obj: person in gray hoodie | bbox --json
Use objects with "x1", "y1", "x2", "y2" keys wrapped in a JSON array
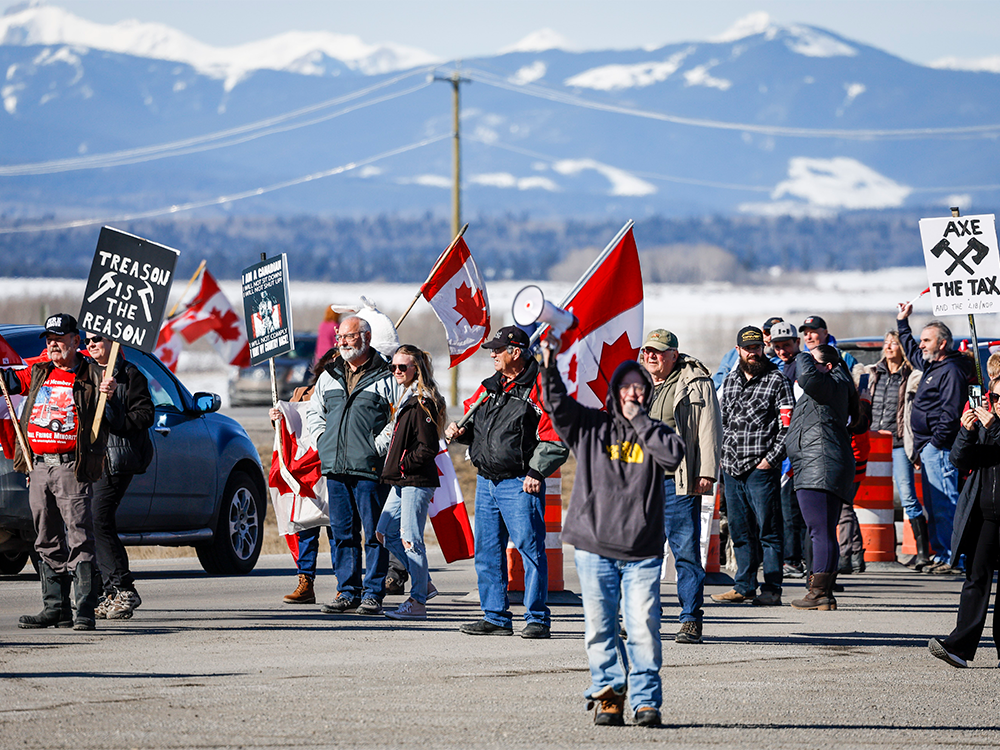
[{"x1": 541, "y1": 347, "x2": 684, "y2": 729}]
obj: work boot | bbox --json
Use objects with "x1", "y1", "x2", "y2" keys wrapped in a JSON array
[
  {"x1": 18, "y1": 561, "x2": 74, "y2": 629},
  {"x1": 587, "y1": 685, "x2": 626, "y2": 726},
  {"x1": 72, "y1": 561, "x2": 99, "y2": 631},
  {"x1": 283, "y1": 574, "x2": 316, "y2": 604},
  {"x1": 851, "y1": 550, "x2": 866, "y2": 574},
  {"x1": 909, "y1": 516, "x2": 932, "y2": 571},
  {"x1": 791, "y1": 572, "x2": 837, "y2": 610}
]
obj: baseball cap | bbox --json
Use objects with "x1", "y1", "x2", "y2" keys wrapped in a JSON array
[
  {"x1": 801, "y1": 315, "x2": 827, "y2": 330},
  {"x1": 769, "y1": 322, "x2": 798, "y2": 342},
  {"x1": 39, "y1": 313, "x2": 79, "y2": 338},
  {"x1": 762, "y1": 316, "x2": 784, "y2": 332},
  {"x1": 481, "y1": 325, "x2": 531, "y2": 350},
  {"x1": 642, "y1": 329, "x2": 678, "y2": 351},
  {"x1": 736, "y1": 326, "x2": 764, "y2": 348}
]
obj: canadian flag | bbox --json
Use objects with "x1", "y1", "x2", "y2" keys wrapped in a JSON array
[
  {"x1": 268, "y1": 400, "x2": 328, "y2": 543},
  {"x1": 0, "y1": 333, "x2": 25, "y2": 459},
  {"x1": 420, "y1": 238, "x2": 490, "y2": 367},
  {"x1": 553, "y1": 227, "x2": 643, "y2": 409},
  {"x1": 154, "y1": 268, "x2": 251, "y2": 371},
  {"x1": 428, "y1": 440, "x2": 475, "y2": 563}
]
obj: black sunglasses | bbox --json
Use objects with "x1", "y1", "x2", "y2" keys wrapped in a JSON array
[
  {"x1": 389, "y1": 363, "x2": 413, "y2": 373},
  {"x1": 84, "y1": 336, "x2": 105, "y2": 345}
]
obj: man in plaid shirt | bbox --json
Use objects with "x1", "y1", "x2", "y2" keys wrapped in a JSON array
[{"x1": 713, "y1": 326, "x2": 794, "y2": 606}]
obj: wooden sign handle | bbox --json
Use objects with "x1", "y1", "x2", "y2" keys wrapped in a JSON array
[{"x1": 90, "y1": 340, "x2": 120, "y2": 443}]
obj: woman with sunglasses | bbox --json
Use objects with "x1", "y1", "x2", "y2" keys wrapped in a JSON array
[
  {"x1": 929, "y1": 381, "x2": 1000, "y2": 668},
  {"x1": 376, "y1": 345, "x2": 446, "y2": 620}
]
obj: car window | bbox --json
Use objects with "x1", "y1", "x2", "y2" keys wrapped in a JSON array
[{"x1": 128, "y1": 352, "x2": 185, "y2": 411}]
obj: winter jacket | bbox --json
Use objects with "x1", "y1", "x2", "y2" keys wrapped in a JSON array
[
  {"x1": 3, "y1": 357, "x2": 118, "y2": 483},
  {"x1": 898, "y1": 317, "x2": 972, "y2": 454},
  {"x1": 453, "y1": 357, "x2": 568, "y2": 483},
  {"x1": 647, "y1": 354, "x2": 721, "y2": 495},
  {"x1": 104, "y1": 357, "x2": 155, "y2": 476},
  {"x1": 867, "y1": 358, "x2": 917, "y2": 448},
  {"x1": 381, "y1": 390, "x2": 441, "y2": 488},
  {"x1": 785, "y1": 352, "x2": 856, "y2": 501},
  {"x1": 542, "y1": 359, "x2": 685, "y2": 561},
  {"x1": 306, "y1": 352, "x2": 397, "y2": 479},
  {"x1": 949, "y1": 420, "x2": 1000, "y2": 566}
]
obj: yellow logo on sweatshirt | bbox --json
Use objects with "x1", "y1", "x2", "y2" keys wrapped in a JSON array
[{"x1": 606, "y1": 440, "x2": 644, "y2": 464}]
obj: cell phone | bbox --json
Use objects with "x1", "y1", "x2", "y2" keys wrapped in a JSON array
[{"x1": 969, "y1": 385, "x2": 983, "y2": 410}]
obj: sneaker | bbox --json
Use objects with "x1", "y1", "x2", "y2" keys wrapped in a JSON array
[
  {"x1": 675, "y1": 621, "x2": 703, "y2": 644},
  {"x1": 634, "y1": 707, "x2": 661, "y2": 727},
  {"x1": 426, "y1": 582, "x2": 439, "y2": 600},
  {"x1": 752, "y1": 590, "x2": 782, "y2": 607},
  {"x1": 521, "y1": 622, "x2": 550, "y2": 639},
  {"x1": 459, "y1": 618, "x2": 513, "y2": 636},
  {"x1": 106, "y1": 589, "x2": 142, "y2": 620},
  {"x1": 386, "y1": 597, "x2": 426, "y2": 621},
  {"x1": 355, "y1": 598, "x2": 383, "y2": 616},
  {"x1": 931, "y1": 564, "x2": 963, "y2": 575},
  {"x1": 711, "y1": 589, "x2": 750, "y2": 603},
  {"x1": 782, "y1": 562, "x2": 805, "y2": 579},
  {"x1": 320, "y1": 596, "x2": 360, "y2": 614},
  {"x1": 586, "y1": 686, "x2": 626, "y2": 726},
  {"x1": 928, "y1": 637, "x2": 967, "y2": 668},
  {"x1": 94, "y1": 592, "x2": 115, "y2": 620}
]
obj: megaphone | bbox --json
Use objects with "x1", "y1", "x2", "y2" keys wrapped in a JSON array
[{"x1": 512, "y1": 285, "x2": 577, "y2": 338}]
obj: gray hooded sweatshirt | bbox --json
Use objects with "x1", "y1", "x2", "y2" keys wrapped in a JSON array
[{"x1": 542, "y1": 359, "x2": 685, "y2": 561}]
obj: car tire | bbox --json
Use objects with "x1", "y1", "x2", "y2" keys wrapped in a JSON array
[
  {"x1": 196, "y1": 470, "x2": 264, "y2": 575},
  {"x1": 0, "y1": 549, "x2": 29, "y2": 575}
]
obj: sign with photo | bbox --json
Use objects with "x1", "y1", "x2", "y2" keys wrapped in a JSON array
[
  {"x1": 241, "y1": 254, "x2": 294, "y2": 366},
  {"x1": 920, "y1": 214, "x2": 1000, "y2": 316},
  {"x1": 78, "y1": 226, "x2": 180, "y2": 353}
]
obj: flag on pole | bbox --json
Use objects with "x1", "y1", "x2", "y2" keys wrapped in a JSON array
[
  {"x1": 0, "y1": 333, "x2": 24, "y2": 459},
  {"x1": 553, "y1": 227, "x2": 644, "y2": 409},
  {"x1": 268, "y1": 400, "x2": 328, "y2": 545},
  {"x1": 428, "y1": 441, "x2": 475, "y2": 562},
  {"x1": 420, "y1": 238, "x2": 490, "y2": 367},
  {"x1": 154, "y1": 268, "x2": 251, "y2": 371}
]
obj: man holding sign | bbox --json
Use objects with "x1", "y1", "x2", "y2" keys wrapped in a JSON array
[{"x1": 1, "y1": 314, "x2": 120, "y2": 631}]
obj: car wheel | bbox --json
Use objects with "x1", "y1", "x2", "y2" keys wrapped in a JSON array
[
  {"x1": 196, "y1": 470, "x2": 264, "y2": 575},
  {"x1": 48, "y1": 419, "x2": 63, "y2": 432},
  {"x1": 0, "y1": 549, "x2": 29, "y2": 575}
]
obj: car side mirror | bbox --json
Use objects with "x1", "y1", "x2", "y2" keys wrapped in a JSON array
[{"x1": 192, "y1": 392, "x2": 222, "y2": 414}]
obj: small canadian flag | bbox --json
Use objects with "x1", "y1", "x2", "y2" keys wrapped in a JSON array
[{"x1": 420, "y1": 238, "x2": 490, "y2": 368}]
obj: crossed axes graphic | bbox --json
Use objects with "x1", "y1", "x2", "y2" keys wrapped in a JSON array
[{"x1": 930, "y1": 236, "x2": 990, "y2": 275}]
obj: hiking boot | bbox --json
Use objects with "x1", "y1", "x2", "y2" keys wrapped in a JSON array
[
  {"x1": 931, "y1": 563, "x2": 963, "y2": 575},
  {"x1": 752, "y1": 590, "x2": 782, "y2": 606},
  {"x1": 634, "y1": 707, "x2": 661, "y2": 727},
  {"x1": 782, "y1": 562, "x2": 805, "y2": 579},
  {"x1": 675, "y1": 621, "x2": 703, "y2": 644},
  {"x1": 459, "y1": 618, "x2": 513, "y2": 636},
  {"x1": 355, "y1": 598, "x2": 383, "y2": 616},
  {"x1": 521, "y1": 622, "x2": 550, "y2": 639},
  {"x1": 72, "y1": 617, "x2": 96, "y2": 631},
  {"x1": 95, "y1": 592, "x2": 115, "y2": 620},
  {"x1": 711, "y1": 588, "x2": 750, "y2": 603},
  {"x1": 106, "y1": 589, "x2": 142, "y2": 620},
  {"x1": 283, "y1": 574, "x2": 315, "y2": 604},
  {"x1": 929, "y1": 638, "x2": 967, "y2": 668},
  {"x1": 386, "y1": 597, "x2": 426, "y2": 621},
  {"x1": 320, "y1": 595, "x2": 360, "y2": 614},
  {"x1": 587, "y1": 685, "x2": 626, "y2": 726}
]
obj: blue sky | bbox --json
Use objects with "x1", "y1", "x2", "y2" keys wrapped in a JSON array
[{"x1": 47, "y1": 0, "x2": 1000, "y2": 66}]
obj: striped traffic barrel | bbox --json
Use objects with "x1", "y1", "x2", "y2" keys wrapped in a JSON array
[
  {"x1": 900, "y1": 465, "x2": 934, "y2": 557},
  {"x1": 855, "y1": 430, "x2": 896, "y2": 561},
  {"x1": 703, "y1": 487, "x2": 722, "y2": 573},
  {"x1": 506, "y1": 468, "x2": 564, "y2": 592}
]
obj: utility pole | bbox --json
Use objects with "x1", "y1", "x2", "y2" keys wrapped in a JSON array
[{"x1": 435, "y1": 66, "x2": 469, "y2": 405}]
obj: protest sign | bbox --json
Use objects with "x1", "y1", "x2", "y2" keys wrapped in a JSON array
[
  {"x1": 919, "y1": 214, "x2": 1000, "y2": 316},
  {"x1": 241, "y1": 254, "x2": 294, "y2": 366}
]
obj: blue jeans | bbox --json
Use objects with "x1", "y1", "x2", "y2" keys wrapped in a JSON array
[
  {"x1": 474, "y1": 476, "x2": 549, "y2": 628},
  {"x1": 919, "y1": 443, "x2": 959, "y2": 563},
  {"x1": 376, "y1": 485, "x2": 432, "y2": 604},
  {"x1": 327, "y1": 476, "x2": 389, "y2": 601},
  {"x1": 893, "y1": 446, "x2": 922, "y2": 520},
  {"x1": 724, "y1": 468, "x2": 783, "y2": 596},
  {"x1": 574, "y1": 549, "x2": 662, "y2": 711},
  {"x1": 295, "y1": 525, "x2": 333, "y2": 577},
  {"x1": 663, "y1": 478, "x2": 705, "y2": 623}
]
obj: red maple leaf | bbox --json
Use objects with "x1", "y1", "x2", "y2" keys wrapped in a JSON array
[
  {"x1": 566, "y1": 353, "x2": 578, "y2": 386},
  {"x1": 213, "y1": 308, "x2": 244, "y2": 342},
  {"x1": 583, "y1": 332, "x2": 639, "y2": 409},
  {"x1": 453, "y1": 282, "x2": 488, "y2": 328}
]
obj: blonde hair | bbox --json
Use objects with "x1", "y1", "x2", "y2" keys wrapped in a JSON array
[
  {"x1": 883, "y1": 330, "x2": 912, "y2": 368},
  {"x1": 395, "y1": 344, "x2": 446, "y2": 435},
  {"x1": 987, "y1": 352, "x2": 1000, "y2": 384}
]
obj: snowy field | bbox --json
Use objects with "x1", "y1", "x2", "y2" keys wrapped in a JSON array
[{"x1": 6, "y1": 266, "x2": 988, "y2": 409}]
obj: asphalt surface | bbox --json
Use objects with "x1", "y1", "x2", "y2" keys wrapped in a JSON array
[{"x1": 2, "y1": 551, "x2": 998, "y2": 749}]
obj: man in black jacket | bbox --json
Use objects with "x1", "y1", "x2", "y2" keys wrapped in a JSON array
[
  {"x1": 446, "y1": 326, "x2": 568, "y2": 639},
  {"x1": 897, "y1": 303, "x2": 971, "y2": 573},
  {"x1": 86, "y1": 333, "x2": 154, "y2": 621}
]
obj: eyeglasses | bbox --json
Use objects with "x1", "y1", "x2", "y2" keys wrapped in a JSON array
[
  {"x1": 337, "y1": 332, "x2": 362, "y2": 342},
  {"x1": 389, "y1": 363, "x2": 413, "y2": 373},
  {"x1": 988, "y1": 391, "x2": 1000, "y2": 408},
  {"x1": 642, "y1": 348, "x2": 675, "y2": 357},
  {"x1": 84, "y1": 336, "x2": 105, "y2": 345}
]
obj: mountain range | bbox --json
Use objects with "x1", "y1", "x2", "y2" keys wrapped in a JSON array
[{"x1": 1, "y1": 2, "x2": 999, "y2": 226}]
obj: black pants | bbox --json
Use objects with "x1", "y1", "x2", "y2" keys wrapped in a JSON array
[
  {"x1": 92, "y1": 472, "x2": 135, "y2": 595},
  {"x1": 943, "y1": 513, "x2": 1000, "y2": 661},
  {"x1": 780, "y1": 474, "x2": 806, "y2": 564}
]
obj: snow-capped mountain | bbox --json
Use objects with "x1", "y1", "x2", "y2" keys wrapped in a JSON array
[{"x1": 0, "y1": 4, "x2": 998, "y2": 222}]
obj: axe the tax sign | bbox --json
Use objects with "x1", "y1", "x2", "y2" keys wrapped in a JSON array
[{"x1": 919, "y1": 214, "x2": 1000, "y2": 317}]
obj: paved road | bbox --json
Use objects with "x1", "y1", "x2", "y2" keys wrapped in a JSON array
[{"x1": 2, "y1": 552, "x2": 998, "y2": 749}]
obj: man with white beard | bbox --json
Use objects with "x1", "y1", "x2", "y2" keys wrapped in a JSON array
[{"x1": 306, "y1": 315, "x2": 397, "y2": 615}]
